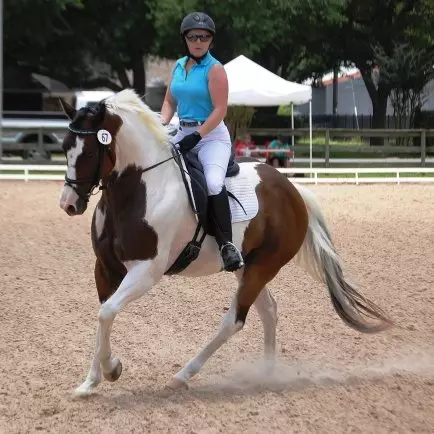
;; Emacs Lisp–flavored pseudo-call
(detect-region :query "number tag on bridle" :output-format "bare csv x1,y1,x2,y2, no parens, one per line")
97,129,112,145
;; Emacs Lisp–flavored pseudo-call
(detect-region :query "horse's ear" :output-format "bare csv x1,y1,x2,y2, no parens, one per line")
59,97,76,120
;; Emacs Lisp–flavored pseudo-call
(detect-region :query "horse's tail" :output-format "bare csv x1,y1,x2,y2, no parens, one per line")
292,183,393,333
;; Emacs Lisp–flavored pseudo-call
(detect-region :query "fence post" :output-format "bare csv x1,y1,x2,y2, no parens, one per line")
325,129,330,167
421,130,426,167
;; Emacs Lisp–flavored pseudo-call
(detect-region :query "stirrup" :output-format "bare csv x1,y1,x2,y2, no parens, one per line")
220,242,244,271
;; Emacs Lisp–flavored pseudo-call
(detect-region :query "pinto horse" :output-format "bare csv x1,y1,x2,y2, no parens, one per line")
58,89,392,396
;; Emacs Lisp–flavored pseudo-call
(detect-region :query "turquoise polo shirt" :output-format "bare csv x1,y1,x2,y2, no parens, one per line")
170,51,220,122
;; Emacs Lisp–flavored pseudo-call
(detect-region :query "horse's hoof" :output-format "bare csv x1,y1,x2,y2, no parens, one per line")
103,358,122,382
74,382,96,398
166,377,189,391
74,387,91,398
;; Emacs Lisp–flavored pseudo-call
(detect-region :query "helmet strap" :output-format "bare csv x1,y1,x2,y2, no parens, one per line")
182,38,210,64
188,51,208,64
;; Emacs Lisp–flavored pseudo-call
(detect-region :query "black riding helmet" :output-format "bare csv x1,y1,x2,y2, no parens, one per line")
180,12,216,36
180,12,215,63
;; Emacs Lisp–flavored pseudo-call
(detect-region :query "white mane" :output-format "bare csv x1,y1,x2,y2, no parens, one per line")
104,88,170,147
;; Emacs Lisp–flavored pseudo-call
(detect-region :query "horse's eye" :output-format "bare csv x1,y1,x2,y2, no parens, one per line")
86,151,93,158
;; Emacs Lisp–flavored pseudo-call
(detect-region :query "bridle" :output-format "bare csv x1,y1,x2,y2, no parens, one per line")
64,101,175,203
64,102,115,202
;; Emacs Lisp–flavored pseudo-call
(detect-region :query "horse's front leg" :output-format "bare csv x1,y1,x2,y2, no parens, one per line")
74,259,162,397
74,323,105,397
74,258,125,396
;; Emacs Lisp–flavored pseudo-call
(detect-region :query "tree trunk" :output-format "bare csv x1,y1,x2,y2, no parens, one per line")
360,66,390,146
279,59,289,79
370,87,388,146
115,67,131,89
132,55,146,99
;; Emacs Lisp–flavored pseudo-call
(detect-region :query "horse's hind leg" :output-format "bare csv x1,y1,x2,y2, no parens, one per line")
168,289,244,390
254,287,278,371
169,268,277,390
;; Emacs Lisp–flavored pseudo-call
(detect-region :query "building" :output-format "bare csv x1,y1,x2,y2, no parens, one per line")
297,67,434,117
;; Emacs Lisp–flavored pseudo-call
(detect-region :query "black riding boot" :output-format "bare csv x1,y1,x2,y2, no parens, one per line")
208,187,244,272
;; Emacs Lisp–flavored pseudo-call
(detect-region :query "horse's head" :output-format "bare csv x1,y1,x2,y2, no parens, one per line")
58,97,122,216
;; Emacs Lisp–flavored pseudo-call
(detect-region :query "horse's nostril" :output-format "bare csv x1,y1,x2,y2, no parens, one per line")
67,205,76,215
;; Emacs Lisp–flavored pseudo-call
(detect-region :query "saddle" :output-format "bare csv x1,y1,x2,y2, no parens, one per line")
164,146,241,275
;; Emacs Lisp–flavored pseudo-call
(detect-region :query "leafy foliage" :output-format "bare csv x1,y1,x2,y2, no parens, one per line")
4,0,434,124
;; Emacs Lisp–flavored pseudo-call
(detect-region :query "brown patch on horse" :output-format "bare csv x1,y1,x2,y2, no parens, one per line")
91,165,159,302
91,199,127,303
94,165,158,262
236,163,309,322
100,112,123,177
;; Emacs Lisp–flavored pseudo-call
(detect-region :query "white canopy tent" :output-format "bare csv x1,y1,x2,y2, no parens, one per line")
224,55,313,168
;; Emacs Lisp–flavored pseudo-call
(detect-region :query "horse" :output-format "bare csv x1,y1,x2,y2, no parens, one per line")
58,88,393,396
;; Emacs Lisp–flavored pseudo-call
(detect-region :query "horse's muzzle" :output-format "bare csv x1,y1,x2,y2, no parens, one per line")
59,186,87,216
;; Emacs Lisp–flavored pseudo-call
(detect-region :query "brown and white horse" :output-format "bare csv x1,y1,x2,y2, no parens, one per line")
58,89,392,396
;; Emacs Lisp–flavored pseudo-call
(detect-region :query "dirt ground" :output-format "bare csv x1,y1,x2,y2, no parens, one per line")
0,181,433,434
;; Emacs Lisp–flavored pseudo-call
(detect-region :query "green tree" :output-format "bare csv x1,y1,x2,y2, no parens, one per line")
374,43,434,137
63,0,162,95
152,0,197,61
251,0,345,117
154,0,286,64
4,0,87,80
285,0,434,142
5,0,188,95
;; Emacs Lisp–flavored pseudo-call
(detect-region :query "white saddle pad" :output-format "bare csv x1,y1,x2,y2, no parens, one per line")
179,156,259,224
225,169,259,223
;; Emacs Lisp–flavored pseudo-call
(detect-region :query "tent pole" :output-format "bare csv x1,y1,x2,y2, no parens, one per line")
0,0,3,163
291,103,294,147
309,100,312,174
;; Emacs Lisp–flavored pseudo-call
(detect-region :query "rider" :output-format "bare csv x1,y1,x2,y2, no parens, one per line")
160,11,244,272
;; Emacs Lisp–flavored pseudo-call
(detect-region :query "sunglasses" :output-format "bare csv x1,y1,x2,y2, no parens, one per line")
185,34,212,42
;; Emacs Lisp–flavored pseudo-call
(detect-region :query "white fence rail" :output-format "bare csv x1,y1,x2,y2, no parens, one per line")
2,164,434,184
0,165,66,181
278,167,434,184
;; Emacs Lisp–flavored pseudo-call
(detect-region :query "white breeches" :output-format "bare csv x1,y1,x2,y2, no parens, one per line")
172,121,232,196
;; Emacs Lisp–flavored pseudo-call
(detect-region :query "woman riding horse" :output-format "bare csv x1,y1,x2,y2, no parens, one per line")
160,12,244,272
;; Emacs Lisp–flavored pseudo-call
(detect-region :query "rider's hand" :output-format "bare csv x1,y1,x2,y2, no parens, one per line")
177,131,202,153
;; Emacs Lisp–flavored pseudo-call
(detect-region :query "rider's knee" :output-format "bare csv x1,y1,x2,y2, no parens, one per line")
207,179,224,196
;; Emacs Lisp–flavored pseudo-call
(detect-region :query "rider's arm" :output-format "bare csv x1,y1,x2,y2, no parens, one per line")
161,71,176,125
198,64,228,138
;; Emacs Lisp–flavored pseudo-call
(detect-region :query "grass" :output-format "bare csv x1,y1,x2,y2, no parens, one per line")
293,136,427,159
298,152,418,158
297,136,366,146
295,135,434,158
